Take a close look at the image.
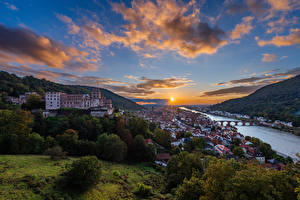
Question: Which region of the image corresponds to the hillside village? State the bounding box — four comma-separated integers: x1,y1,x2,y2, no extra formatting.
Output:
137,106,291,169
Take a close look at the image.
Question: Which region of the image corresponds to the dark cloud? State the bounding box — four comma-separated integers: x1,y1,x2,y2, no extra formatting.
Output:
217,67,300,86
201,85,261,96
137,77,192,89
217,76,265,85
104,85,154,96
0,24,95,72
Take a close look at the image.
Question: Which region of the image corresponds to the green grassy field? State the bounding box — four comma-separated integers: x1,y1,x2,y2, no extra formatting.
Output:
0,155,168,200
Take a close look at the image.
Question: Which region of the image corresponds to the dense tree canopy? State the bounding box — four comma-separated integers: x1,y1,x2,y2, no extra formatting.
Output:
96,134,127,162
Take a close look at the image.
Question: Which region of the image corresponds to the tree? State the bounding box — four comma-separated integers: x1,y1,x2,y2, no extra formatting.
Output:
258,142,275,159
24,94,44,110
27,132,44,154
153,128,171,149
200,158,239,200
131,135,155,162
64,156,102,190
295,178,300,200
0,109,33,136
129,117,151,138
175,175,203,200
56,129,79,155
232,146,244,157
184,137,206,153
224,165,297,200
116,117,133,149
77,140,96,156
96,134,127,162
166,152,204,189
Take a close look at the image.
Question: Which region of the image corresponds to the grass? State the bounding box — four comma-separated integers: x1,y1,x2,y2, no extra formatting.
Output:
0,155,168,200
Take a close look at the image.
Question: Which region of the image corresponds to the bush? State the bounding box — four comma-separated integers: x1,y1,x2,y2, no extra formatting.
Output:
134,183,152,197
112,170,121,177
44,146,67,160
64,156,102,190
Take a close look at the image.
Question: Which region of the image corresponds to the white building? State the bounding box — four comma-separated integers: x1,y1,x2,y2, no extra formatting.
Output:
45,92,62,110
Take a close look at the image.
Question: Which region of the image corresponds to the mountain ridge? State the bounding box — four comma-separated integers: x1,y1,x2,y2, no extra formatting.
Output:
211,74,300,126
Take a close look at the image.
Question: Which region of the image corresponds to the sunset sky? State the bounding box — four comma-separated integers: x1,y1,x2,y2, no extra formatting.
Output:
0,0,299,104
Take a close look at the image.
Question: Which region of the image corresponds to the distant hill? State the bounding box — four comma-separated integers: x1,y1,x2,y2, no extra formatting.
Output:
0,71,142,111
211,75,300,126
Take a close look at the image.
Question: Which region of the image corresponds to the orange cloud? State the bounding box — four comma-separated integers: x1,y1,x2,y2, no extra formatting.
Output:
231,16,254,40
0,24,96,72
83,0,227,58
137,77,193,89
257,28,300,46
261,53,276,62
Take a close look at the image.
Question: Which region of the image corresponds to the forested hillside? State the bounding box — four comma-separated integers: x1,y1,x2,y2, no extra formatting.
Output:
212,75,300,126
0,71,142,110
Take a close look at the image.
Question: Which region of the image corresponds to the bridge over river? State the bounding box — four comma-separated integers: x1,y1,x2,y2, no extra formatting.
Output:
216,120,256,126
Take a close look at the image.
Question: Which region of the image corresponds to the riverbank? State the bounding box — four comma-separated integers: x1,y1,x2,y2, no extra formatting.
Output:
202,112,300,161
194,109,300,136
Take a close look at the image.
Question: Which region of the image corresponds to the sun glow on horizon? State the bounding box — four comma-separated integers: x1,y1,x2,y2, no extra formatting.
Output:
170,97,175,102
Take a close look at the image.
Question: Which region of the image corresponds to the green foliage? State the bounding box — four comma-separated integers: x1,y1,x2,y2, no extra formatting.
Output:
131,135,156,162
112,170,121,177
0,109,33,136
64,156,102,190
116,117,133,148
153,128,172,149
129,117,151,138
134,183,152,197
27,132,45,154
198,158,297,200
0,109,34,154
166,152,204,189
96,134,127,162
258,142,275,159
77,140,96,156
23,94,44,110
232,146,244,157
56,129,79,155
224,165,296,200
184,137,206,153
296,178,300,200
200,158,239,200
175,175,203,200
0,155,167,200
44,145,67,160
212,74,300,126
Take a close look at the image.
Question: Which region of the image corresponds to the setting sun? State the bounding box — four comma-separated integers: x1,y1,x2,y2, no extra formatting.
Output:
170,97,175,102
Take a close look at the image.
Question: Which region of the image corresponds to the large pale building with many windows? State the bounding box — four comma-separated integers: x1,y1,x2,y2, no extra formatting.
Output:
45,88,113,110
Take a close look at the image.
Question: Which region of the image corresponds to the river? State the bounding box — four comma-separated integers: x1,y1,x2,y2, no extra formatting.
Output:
180,107,300,160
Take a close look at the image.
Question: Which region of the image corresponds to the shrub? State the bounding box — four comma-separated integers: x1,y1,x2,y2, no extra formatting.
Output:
112,170,121,177
134,183,152,197
64,156,102,190
44,145,67,160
